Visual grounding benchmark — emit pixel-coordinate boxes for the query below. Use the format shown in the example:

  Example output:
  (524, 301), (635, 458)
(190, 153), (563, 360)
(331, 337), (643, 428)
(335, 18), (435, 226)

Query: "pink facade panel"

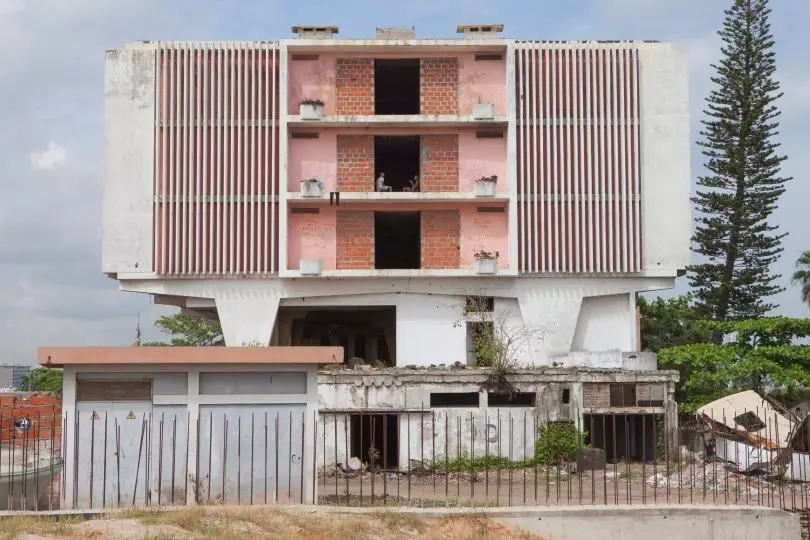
(458, 131), (508, 192)
(288, 133), (338, 192)
(287, 52), (506, 116)
(287, 208), (337, 271)
(460, 208), (509, 269)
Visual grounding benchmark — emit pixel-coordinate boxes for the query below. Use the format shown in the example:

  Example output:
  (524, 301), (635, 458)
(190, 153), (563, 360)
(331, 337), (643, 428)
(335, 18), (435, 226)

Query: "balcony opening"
(273, 306), (396, 366)
(584, 414), (660, 462)
(374, 59), (420, 115)
(374, 136), (420, 192)
(374, 212), (420, 270)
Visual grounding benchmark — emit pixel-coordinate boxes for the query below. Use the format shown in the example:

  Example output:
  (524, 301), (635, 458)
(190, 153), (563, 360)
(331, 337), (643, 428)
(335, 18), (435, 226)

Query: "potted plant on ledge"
(473, 250), (499, 274)
(473, 175), (498, 197)
(299, 98), (325, 120)
(300, 178), (324, 197)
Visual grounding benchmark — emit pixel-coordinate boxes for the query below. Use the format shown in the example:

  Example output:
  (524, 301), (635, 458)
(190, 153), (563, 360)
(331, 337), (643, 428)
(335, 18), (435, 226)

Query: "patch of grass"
(428, 454), (535, 472)
(0, 515), (83, 540)
(123, 506), (207, 531)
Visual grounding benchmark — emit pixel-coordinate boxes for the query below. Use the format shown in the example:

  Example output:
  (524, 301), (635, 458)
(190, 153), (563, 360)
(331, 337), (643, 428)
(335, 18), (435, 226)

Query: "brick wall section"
(335, 59), (375, 115)
(337, 211), (374, 269)
(0, 392), (62, 444)
(420, 135), (459, 191)
(421, 210), (460, 269)
(420, 58), (459, 115)
(337, 135), (374, 192)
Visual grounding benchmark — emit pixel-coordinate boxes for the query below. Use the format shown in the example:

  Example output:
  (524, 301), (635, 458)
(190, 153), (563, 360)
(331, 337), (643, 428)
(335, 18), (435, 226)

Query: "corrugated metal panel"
(583, 383), (610, 409)
(154, 42), (280, 275)
(515, 42), (641, 274)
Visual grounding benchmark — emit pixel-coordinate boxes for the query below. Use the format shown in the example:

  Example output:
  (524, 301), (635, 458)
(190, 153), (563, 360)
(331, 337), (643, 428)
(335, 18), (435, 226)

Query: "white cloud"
(0, 0), (25, 16)
(28, 141), (67, 171)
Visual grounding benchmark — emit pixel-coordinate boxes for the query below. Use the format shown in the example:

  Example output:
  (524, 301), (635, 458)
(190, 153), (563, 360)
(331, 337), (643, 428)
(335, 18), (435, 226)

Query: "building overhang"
(281, 38), (510, 53)
(37, 346), (344, 368)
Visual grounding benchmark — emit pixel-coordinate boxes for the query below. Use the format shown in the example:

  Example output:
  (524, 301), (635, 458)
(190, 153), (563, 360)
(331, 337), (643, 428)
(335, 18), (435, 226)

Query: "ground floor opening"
(349, 413), (399, 469)
(273, 306), (396, 366)
(584, 413), (661, 462)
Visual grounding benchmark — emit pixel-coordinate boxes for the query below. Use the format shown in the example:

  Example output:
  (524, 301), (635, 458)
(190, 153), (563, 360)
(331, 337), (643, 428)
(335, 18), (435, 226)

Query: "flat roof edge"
(37, 346), (344, 367)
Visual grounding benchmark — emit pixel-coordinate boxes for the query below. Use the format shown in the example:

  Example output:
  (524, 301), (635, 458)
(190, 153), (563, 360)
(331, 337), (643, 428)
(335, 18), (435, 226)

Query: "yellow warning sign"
(90, 411), (100, 421)
(127, 411), (136, 420)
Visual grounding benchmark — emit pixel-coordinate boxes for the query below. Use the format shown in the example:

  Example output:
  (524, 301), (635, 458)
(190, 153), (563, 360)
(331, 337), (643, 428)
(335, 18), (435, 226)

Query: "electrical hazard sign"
(127, 411), (137, 420)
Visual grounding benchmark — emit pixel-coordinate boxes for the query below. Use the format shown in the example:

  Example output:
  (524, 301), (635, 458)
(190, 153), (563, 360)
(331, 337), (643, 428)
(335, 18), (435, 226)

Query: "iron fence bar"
(420, 404), (425, 508)
(432, 410), (437, 507)
(190, 412), (196, 504)
(146, 413), (152, 507)
(237, 416), (242, 505)
(611, 414), (617, 505)
(207, 411), (213, 503)
(524, 411), (528, 505)
(51, 408), (57, 511)
(407, 411), (412, 504)
(445, 411), (449, 507)
(222, 414), (228, 503)
(288, 411), (293, 503)
(577, 414), (582, 506)
(132, 415), (147, 507)
(642, 413), (646, 504)
(73, 409), (79, 509)
(300, 412), (306, 505)
(509, 413), (514, 507)
(345, 414), (350, 506)
(157, 412), (164, 506)
(625, 413), (630, 505)
(456, 415), (461, 504)
(266, 412), (270, 505)
(471, 412), (476, 507)
(250, 413), (255, 505)
(115, 419), (121, 508)
(384, 413), (389, 506)
(495, 409), (503, 506)
(311, 411), (317, 506)
(602, 413), (607, 506)
(546, 411), (551, 504)
(275, 413), (280, 504)
(652, 414), (657, 505)
(171, 415), (177, 506)
(485, 412), (490, 503)
(775, 413), (784, 509)
(333, 412), (338, 505)
(534, 414), (539, 504)
(358, 411), (363, 507)
(103, 411), (108, 509)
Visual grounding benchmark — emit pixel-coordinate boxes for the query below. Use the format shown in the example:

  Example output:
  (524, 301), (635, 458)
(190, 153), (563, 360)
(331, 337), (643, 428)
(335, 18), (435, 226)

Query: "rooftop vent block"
(291, 26), (339, 39)
(456, 24), (504, 39)
(376, 27), (416, 40)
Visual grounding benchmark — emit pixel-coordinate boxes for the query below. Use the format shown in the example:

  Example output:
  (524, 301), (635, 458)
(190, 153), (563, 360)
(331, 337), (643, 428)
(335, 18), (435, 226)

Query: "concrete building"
(101, 25), (688, 466)
(0, 364), (33, 390)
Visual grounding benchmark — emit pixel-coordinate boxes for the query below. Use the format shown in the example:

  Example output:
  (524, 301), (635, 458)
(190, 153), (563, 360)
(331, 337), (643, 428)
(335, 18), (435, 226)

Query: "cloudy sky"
(1, 0), (808, 362)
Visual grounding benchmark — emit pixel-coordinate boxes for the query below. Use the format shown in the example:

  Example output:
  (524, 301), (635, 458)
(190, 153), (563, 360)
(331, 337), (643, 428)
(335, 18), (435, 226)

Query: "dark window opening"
(488, 392), (536, 407)
(274, 306), (396, 366)
(562, 388), (571, 404)
(430, 392), (480, 407)
(584, 414), (660, 462)
(374, 136), (420, 192)
(609, 383), (637, 407)
(465, 296), (494, 313)
(350, 414), (399, 469)
(374, 212), (420, 269)
(374, 59), (420, 115)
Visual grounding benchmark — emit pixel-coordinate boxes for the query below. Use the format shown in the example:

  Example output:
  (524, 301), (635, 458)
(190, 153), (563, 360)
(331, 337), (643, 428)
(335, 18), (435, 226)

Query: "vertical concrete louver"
(153, 42), (281, 275)
(515, 42), (642, 274)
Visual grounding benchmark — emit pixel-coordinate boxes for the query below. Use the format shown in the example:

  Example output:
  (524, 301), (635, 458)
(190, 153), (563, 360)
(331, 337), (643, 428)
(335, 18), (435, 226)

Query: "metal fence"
(3, 407), (810, 512)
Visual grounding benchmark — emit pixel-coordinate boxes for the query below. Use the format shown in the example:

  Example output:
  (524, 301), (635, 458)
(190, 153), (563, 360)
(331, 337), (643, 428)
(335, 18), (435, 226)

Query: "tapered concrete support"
(516, 285), (584, 358)
(215, 291), (280, 346)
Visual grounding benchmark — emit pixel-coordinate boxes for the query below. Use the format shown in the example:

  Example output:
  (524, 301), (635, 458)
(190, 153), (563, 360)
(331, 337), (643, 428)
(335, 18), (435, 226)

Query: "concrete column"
(215, 289), (280, 346)
(665, 382), (679, 460)
(61, 367), (77, 510)
(185, 370), (200, 505)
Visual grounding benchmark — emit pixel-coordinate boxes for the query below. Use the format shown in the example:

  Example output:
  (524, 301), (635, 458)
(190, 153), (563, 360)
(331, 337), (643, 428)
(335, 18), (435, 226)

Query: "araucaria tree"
(689, 0), (790, 323)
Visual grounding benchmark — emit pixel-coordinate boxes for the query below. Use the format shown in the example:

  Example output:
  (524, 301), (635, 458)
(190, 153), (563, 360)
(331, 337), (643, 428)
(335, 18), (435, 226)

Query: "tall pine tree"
(690, 0), (790, 323)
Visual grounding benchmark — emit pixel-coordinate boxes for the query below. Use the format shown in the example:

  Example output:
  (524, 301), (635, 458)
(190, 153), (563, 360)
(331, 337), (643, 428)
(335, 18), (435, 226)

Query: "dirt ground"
(0, 507), (542, 540)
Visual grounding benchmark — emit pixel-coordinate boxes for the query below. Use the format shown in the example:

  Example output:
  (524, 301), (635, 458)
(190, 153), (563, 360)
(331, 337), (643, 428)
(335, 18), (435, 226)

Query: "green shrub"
(534, 422), (588, 464)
